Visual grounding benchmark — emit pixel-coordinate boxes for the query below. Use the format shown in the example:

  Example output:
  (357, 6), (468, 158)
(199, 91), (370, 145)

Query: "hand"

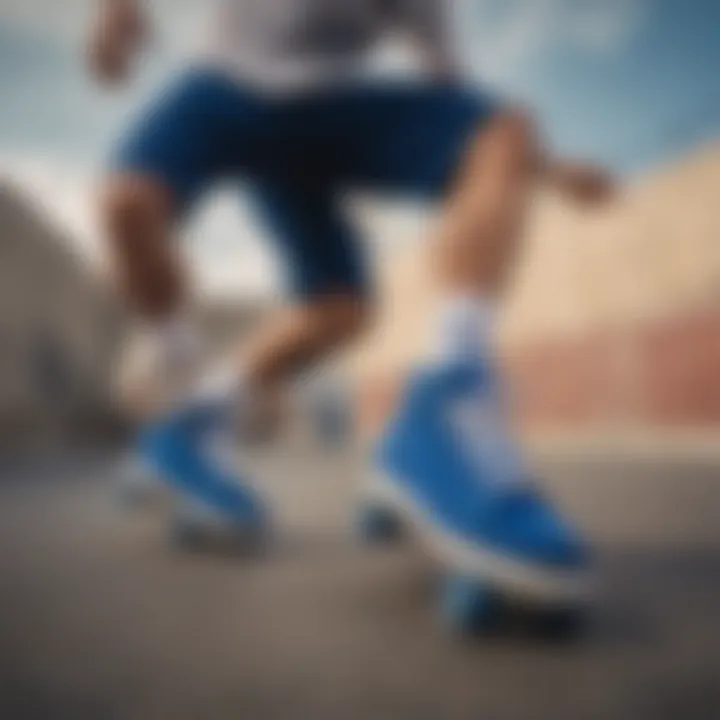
(88, 1), (146, 86)
(553, 163), (617, 207)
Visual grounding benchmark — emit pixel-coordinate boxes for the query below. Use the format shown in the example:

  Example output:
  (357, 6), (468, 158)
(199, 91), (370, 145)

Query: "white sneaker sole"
(364, 471), (594, 605)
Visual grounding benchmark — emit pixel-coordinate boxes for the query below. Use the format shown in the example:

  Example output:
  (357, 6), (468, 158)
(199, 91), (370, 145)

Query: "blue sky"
(491, 0), (720, 171)
(0, 0), (718, 294)
(1, 0), (718, 173)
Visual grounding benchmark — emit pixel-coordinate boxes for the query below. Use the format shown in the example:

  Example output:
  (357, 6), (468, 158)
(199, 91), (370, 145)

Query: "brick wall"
(507, 308), (720, 430)
(357, 308), (720, 436)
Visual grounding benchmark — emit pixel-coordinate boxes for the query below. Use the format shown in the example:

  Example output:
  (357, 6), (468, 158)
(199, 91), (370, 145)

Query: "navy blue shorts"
(113, 70), (498, 298)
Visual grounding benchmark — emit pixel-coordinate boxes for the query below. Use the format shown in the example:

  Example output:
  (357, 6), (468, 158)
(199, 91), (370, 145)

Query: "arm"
(87, 0), (148, 85)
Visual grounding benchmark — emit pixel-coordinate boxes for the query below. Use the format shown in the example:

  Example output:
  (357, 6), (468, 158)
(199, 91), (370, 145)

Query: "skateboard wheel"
(169, 514), (205, 550)
(441, 575), (499, 635)
(532, 606), (588, 641)
(357, 504), (403, 544)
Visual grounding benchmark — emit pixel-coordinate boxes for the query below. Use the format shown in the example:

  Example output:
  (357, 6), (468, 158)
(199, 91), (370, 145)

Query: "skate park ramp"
(0, 183), (124, 451)
(0, 443), (719, 720)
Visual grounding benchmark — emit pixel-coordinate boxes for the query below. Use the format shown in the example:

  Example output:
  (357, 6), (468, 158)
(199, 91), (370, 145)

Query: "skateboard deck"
(358, 477), (592, 639)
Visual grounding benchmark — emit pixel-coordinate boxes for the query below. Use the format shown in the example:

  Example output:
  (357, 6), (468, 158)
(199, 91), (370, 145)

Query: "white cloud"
(0, 0), (203, 52)
(0, 0), (92, 43)
(460, 0), (650, 82)
(564, 0), (651, 54)
(0, 0), (650, 63)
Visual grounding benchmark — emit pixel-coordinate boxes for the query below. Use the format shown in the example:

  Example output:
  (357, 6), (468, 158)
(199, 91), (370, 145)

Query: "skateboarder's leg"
(139, 180), (371, 542)
(177, 177), (371, 440)
(238, 179), (372, 388)
(433, 109), (537, 301)
(103, 71), (376, 539)
(102, 70), (280, 527)
(102, 70), (272, 417)
(313, 83), (535, 351)
(322, 83), (592, 606)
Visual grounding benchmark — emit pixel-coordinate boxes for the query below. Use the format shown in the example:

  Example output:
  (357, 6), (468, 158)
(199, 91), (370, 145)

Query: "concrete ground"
(0, 442), (719, 720)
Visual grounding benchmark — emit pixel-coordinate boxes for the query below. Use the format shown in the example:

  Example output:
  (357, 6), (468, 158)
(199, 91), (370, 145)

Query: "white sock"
(139, 313), (201, 374)
(437, 294), (496, 363)
(193, 361), (247, 410)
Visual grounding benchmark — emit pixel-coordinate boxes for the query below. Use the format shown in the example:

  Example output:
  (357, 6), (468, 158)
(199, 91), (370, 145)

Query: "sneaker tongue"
(451, 387), (527, 490)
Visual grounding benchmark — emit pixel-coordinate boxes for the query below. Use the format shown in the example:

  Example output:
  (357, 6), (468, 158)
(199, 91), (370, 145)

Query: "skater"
(91, 0), (614, 617)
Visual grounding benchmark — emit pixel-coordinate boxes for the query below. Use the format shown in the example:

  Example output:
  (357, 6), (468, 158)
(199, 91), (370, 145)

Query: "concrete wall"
(0, 184), (124, 448)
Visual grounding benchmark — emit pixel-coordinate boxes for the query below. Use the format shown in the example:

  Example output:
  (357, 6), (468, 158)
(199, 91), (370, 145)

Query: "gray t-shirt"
(194, 0), (451, 91)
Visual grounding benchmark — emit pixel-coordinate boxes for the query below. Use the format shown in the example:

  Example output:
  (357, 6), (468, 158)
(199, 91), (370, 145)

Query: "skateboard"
(357, 478), (591, 640)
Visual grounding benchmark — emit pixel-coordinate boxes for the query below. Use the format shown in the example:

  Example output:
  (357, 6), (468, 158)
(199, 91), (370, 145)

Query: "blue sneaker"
(370, 360), (592, 603)
(139, 400), (268, 546)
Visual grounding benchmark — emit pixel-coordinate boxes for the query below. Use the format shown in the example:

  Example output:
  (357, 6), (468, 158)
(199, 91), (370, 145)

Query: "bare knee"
(100, 176), (173, 246)
(465, 110), (539, 181)
(100, 176), (182, 317)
